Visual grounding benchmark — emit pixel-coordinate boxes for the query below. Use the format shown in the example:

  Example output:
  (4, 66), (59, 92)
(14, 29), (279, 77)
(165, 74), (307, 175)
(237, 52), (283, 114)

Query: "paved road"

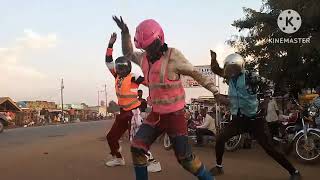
(0, 120), (318, 180)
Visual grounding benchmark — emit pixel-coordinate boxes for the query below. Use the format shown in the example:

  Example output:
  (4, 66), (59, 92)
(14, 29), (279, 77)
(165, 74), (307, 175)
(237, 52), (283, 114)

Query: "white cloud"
(17, 29), (57, 49)
(0, 30), (57, 99)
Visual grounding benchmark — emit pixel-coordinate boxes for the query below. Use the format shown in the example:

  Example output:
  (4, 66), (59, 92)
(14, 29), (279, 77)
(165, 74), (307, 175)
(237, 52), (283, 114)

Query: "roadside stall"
(0, 97), (22, 131)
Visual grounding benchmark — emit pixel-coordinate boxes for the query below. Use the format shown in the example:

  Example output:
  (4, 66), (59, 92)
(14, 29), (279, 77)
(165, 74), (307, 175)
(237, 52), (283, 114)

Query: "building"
(57, 104), (84, 110)
(0, 97), (21, 112)
(0, 97), (22, 126)
(87, 106), (107, 117)
(17, 101), (57, 110)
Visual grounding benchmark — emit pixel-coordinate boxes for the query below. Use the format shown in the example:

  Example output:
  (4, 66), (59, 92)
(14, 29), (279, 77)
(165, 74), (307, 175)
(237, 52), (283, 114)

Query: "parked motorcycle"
(220, 121), (243, 151)
(274, 99), (320, 163)
(163, 119), (243, 151)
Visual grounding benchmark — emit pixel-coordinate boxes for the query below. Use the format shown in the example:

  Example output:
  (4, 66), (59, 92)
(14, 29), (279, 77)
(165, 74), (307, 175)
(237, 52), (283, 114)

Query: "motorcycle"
(220, 120), (243, 151)
(273, 99), (320, 163)
(163, 117), (243, 151)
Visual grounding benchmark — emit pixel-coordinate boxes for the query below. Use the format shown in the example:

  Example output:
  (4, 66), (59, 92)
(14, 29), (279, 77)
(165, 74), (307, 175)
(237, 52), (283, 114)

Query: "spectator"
(190, 110), (202, 129)
(311, 86), (320, 128)
(69, 108), (75, 121)
(195, 108), (216, 146)
(40, 108), (46, 123)
(57, 113), (62, 122)
(265, 94), (280, 138)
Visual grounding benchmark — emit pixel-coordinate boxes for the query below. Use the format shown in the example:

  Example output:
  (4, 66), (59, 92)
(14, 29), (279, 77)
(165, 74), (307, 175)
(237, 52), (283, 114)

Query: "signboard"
(181, 65), (216, 88)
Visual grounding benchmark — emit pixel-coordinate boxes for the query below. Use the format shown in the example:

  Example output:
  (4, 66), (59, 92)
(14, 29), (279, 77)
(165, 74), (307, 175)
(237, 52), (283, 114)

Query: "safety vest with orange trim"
(141, 48), (185, 114)
(115, 73), (141, 111)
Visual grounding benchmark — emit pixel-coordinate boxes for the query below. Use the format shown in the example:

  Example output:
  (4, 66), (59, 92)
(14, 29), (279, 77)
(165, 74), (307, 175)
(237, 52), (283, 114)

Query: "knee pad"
(131, 146), (148, 166)
(134, 124), (158, 145)
(171, 136), (203, 175)
(172, 135), (192, 160)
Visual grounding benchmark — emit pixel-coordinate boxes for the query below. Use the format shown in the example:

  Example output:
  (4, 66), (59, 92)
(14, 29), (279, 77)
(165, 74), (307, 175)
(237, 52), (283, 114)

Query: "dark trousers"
(196, 128), (214, 145)
(106, 110), (133, 158)
(267, 121), (280, 137)
(215, 115), (297, 175)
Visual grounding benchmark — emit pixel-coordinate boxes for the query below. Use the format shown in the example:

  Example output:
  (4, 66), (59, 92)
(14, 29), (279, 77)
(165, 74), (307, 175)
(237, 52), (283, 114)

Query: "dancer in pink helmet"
(113, 16), (218, 180)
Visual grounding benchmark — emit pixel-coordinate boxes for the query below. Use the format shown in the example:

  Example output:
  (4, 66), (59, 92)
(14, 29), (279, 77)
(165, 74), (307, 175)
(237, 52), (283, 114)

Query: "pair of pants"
(267, 121), (280, 137)
(106, 110), (133, 158)
(215, 115), (297, 175)
(131, 109), (212, 180)
(196, 128), (214, 145)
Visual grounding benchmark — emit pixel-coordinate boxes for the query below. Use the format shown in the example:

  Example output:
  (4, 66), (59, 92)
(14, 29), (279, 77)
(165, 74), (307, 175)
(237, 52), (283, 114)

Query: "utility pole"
(61, 78), (65, 122)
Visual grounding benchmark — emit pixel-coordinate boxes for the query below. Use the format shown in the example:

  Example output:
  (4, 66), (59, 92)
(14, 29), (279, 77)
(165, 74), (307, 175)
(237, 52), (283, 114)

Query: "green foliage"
(229, 0), (320, 95)
(107, 101), (120, 113)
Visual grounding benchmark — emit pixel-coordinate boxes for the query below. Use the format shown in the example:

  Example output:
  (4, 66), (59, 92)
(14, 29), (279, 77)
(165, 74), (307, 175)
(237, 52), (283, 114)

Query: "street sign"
(181, 65), (216, 88)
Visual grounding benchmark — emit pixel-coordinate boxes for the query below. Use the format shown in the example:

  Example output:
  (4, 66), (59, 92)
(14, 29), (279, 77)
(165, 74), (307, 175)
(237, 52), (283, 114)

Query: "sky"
(0, 0), (262, 106)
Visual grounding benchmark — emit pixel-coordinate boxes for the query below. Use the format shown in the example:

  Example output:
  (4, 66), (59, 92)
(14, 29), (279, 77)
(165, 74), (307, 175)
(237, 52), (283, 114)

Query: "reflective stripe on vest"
(152, 94), (185, 105)
(159, 51), (170, 83)
(149, 82), (183, 90)
(119, 99), (140, 109)
(115, 73), (140, 110)
(116, 93), (138, 98)
(141, 48), (185, 113)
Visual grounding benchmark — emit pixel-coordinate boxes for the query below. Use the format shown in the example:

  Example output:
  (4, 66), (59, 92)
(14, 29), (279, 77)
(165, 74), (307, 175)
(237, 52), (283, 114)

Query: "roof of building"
(0, 97), (22, 112)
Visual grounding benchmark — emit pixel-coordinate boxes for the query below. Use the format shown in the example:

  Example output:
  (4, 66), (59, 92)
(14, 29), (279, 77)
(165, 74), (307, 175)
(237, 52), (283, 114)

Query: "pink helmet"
(134, 19), (165, 49)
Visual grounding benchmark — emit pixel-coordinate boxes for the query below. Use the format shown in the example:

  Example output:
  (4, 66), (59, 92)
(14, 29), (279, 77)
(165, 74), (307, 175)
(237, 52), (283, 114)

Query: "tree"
(228, 0), (320, 96)
(107, 101), (120, 113)
(81, 103), (89, 108)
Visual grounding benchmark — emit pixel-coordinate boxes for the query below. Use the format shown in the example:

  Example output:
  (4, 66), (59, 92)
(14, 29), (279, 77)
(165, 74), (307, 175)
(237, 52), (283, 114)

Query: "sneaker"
(147, 160), (162, 173)
(105, 157), (125, 167)
(209, 166), (224, 176)
(290, 171), (301, 180)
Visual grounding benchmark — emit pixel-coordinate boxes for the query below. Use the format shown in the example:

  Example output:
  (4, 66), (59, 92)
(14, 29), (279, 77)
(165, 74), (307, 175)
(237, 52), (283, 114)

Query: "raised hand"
(210, 50), (219, 67)
(210, 50), (224, 77)
(112, 16), (129, 33)
(108, 32), (117, 45)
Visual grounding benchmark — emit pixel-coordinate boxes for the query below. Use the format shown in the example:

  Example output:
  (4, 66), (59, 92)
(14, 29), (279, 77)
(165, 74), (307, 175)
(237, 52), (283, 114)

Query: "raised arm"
(171, 48), (218, 95)
(105, 32), (117, 77)
(210, 50), (225, 78)
(113, 16), (143, 66)
(131, 70), (145, 85)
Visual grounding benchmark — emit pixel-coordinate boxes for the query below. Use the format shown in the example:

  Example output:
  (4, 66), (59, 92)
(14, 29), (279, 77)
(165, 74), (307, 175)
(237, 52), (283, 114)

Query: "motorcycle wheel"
(295, 131), (320, 162)
(225, 134), (243, 151)
(163, 133), (173, 151)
